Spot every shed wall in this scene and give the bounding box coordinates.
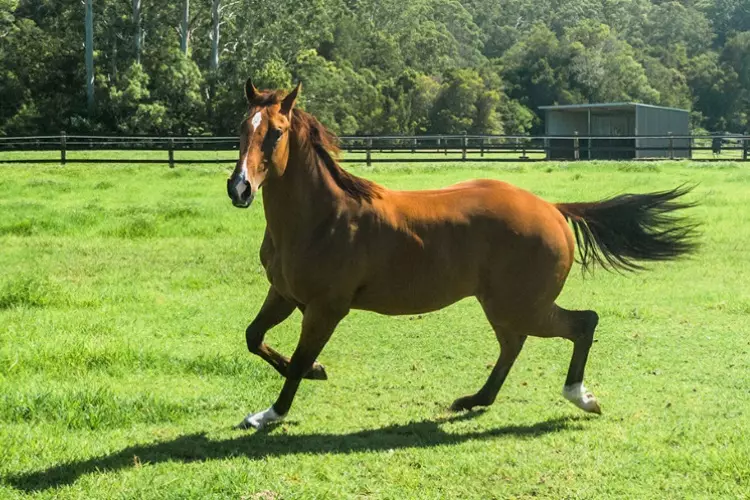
[635,106,690,158]
[545,111,588,135]
[545,111,588,159]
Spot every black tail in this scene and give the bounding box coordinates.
[556,185,699,272]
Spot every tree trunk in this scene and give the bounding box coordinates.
[208,0,220,128]
[133,0,142,64]
[210,0,220,71]
[180,0,189,55]
[85,0,94,114]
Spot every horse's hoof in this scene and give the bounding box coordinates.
[449,396,475,412]
[586,398,602,415]
[563,383,602,415]
[305,362,328,381]
[236,406,285,430]
[236,418,256,430]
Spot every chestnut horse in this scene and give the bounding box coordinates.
[227,80,697,430]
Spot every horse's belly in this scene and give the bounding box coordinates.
[351,287,472,315]
[350,261,477,315]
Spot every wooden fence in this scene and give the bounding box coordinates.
[0,133,748,166]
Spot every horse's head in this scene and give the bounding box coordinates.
[227,78,300,208]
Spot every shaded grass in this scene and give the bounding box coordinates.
[0,159,749,498]
[0,276,61,309]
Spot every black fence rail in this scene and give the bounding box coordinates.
[1,133,748,166]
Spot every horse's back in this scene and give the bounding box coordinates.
[387,178,570,244]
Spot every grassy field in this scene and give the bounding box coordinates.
[0,158,749,498]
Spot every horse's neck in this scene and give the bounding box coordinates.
[262,139,343,246]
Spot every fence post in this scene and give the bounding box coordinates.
[573,131,580,161]
[480,137,484,158]
[60,131,67,165]
[366,138,372,167]
[168,138,175,168]
[744,135,748,161]
[462,133,467,161]
[412,137,417,153]
[668,132,674,160]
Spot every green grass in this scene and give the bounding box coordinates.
[1,158,748,498]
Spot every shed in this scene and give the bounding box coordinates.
[539,103,690,160]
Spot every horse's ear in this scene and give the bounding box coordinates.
[245,77,259,103]
[280,82,301,116]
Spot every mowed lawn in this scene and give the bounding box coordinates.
[0,159,748,498]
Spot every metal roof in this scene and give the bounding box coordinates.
[538,102,689,113]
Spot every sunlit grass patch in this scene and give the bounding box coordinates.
[0,158,748,498]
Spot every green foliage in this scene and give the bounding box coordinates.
[0,0,747,135]
[429,68,504,134]
[563,21,659,104]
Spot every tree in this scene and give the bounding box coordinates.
[179,0,189,54]
[0,0,745,137]
[644,2,713,59]
[720,31,750,131]
[702,0,750,46]
[0,0,18,38]
[86,0,95,113]
[132,0,142,63]
[685,52,740,131]
[429,67,505,134]
[562,21,658,104]
[500,24,571,127]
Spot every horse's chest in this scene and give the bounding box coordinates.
[260,243,289,294]
[260,243,319,303]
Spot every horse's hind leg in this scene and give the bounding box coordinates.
[246,287,327,381]
[450,300,601,414]
[562,308,600,414]
[537,305,601,414]
[450,300,527,412]
[450,330,526,411]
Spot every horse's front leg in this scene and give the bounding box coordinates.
[246,287,327,381]
[239,301,348,430]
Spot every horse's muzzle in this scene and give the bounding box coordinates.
[227,177,255,209]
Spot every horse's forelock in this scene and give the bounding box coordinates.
[248,90,285,108]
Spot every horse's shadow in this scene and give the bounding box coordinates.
[6,412,587,492]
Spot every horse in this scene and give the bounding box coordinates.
[226,80,698,430]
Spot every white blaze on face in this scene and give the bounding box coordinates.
[241,111,264,181]
[234,170,249,199]
[251,111,262,132]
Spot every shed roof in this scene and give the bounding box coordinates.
[538,102,689,113]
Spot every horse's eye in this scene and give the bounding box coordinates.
[263,128,283,154]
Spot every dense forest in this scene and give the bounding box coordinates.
[0,0,748,136]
